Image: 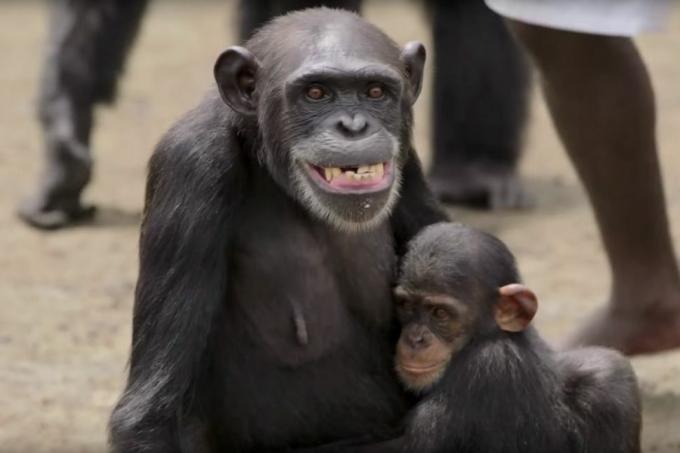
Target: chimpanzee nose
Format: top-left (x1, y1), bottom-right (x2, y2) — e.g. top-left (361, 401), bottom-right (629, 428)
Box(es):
top-left (336, 113), bottom-right (369, 138)
top-left (408, 329), bottom-right (432, 350)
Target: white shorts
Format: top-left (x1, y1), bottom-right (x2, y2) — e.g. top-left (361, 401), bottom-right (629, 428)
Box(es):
top-left (484, 0), bottom-right (673, 36)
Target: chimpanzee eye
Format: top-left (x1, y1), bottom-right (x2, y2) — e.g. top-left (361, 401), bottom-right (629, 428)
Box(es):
top-left (366, 83), bottom-right (385, 99)
top-left (433, 307), bottom-right (451, 321)
top-left (306, 85), bottom-right (328, 101)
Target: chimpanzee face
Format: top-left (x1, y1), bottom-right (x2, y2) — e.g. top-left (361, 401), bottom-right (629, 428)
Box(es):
top-left (282, 58), bottom-right (407, 232)
top-left (393, 287), bottom-right (474, 392)
top-left (214, 19), bottom-right (425, 232)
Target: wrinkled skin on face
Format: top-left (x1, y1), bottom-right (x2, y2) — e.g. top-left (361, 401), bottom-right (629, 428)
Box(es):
top-left (214, 9), bottom-right (425, 231)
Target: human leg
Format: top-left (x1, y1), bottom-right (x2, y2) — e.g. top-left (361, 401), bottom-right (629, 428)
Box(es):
top-left (510, 22), bottom-right (680, 354)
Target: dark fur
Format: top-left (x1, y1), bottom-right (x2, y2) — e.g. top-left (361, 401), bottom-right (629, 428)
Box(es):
top-left (396, 224), bottom-right (641, 453)
top-left (109, 10), bottom-right (446, 452)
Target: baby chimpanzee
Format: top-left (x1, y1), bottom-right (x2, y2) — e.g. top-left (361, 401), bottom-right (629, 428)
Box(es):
top-left (392, 223), bottom-right (641, 453)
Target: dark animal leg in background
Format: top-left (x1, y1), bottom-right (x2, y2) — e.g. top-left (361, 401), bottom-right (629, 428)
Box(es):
top-left (238, 0), bottom-right (274, 42)
top-left (427, 0), bottom-right (531, 210)
top-left (18, 0), bottom-right (149, 229)
top-left (238, 0), bottom-right (361, 42)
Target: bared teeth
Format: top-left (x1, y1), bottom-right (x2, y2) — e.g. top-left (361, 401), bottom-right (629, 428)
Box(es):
top-left (317, 163), bottom-right (386, 183)
top-left (375, 163), bottom-right (384, 179)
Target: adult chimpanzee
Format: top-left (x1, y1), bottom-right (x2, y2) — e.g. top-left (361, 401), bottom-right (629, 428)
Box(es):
top-left (19, 0), bottom-right (528, 229)
top-left (390, 223), bottom-right (641, 453)
top-left (109, 8), bottom-right (447, 452)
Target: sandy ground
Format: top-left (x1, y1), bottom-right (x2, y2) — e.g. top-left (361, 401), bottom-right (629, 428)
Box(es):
top-left (1, 1), bottom-right (679, 452)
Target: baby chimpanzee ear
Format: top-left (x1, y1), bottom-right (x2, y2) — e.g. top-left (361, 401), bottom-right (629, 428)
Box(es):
top-left (495, 284), bottom-right (538, 332)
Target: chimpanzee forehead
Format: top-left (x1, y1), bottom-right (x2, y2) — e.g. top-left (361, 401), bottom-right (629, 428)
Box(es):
top-left (307, 22), bottom-right (401, 63)
top-left (273, 43), bottom-right (398, 82)
top-left (398, 287), bottom-right (464, 309)
top-left (286, 59), bottom-right (403, 88)
top-left (265, 19), bottom-right (403, 71)
top-left (248, 9), bottom-right (406, 87)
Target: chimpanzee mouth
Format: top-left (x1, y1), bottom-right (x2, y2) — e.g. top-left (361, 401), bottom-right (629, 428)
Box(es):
top-left (398, 361), bottom-right (446, 375)
top-left (304, 161), bottom-right (393, 194)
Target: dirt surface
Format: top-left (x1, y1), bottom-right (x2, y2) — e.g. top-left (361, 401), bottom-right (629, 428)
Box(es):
top-left (1, 1), bottom-right (679, 452)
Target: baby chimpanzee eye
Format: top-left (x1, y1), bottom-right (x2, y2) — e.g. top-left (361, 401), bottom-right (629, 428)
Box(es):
top-left (433, 307), bottom-right (451, 321)
top-left (397, 299), bottom-right (416, 315)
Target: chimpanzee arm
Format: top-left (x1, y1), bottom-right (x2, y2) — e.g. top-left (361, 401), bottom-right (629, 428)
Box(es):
top-left (391, 148), bottom-right (448, 254)
top-left (109, 102), bottom-right (245, 453)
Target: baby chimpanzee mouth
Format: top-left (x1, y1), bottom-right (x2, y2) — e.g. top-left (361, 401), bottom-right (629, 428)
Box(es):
top-left (398, 361), bottom-right (447, 375)
top-left (305, 161), bottom-right (393, 193)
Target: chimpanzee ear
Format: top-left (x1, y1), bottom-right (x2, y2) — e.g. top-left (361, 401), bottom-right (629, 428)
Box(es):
top-left (495, 284), bottom-right (538, 332)
top-left (214, 46), bottom-right (261, 115)
top-left (400, 41), bottom-right (426, 104)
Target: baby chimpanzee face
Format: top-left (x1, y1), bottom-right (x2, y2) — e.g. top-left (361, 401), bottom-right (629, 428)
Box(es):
top-left (393, 223), bottom-right (538, 393)
top-left (393, 287), bottom-right (475, 392)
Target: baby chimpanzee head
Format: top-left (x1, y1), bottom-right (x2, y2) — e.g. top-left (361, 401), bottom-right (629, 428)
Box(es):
top-left (394, 222), bottom-right (538, 392)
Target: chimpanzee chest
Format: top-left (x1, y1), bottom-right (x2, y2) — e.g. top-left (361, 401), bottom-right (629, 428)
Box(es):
top-left (228, 212), bottom-right (396, 367)
top-left (213, 204), bottom-right (405, 449)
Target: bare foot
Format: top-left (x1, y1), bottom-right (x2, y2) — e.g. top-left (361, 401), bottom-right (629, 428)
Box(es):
top-left (428, 167), bottom-right (532, 210)
top-left (564, 303), bottom-right (680, 356)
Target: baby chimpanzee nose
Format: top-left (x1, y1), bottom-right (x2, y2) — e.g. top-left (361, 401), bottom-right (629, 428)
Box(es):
top-left (408, 328), bottom-right (432, 350)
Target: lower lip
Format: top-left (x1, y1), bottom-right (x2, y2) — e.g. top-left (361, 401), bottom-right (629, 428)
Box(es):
top-left (399, 362), bottom-right (445, 375)
top-left (305, 162), bottom-right (393, 194)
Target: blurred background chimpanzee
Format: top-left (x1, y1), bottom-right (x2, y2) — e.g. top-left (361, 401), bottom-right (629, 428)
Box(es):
top-left (17, 0), bottom-right (529, 229)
